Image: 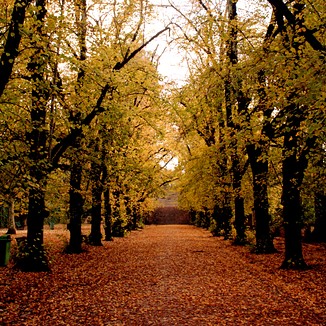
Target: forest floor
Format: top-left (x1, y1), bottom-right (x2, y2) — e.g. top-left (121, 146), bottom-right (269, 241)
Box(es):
top-left (0, 216), bottom-right (326, 325)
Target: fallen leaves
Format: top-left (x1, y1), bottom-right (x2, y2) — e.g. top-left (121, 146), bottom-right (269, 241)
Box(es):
top-left (0, 224), bottom-right (325, 325)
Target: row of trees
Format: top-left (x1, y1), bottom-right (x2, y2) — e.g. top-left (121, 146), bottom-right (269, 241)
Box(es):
top-left (1, 0), bottom-right (325, 271)
top-left (0, 0), bottom-right (175, 271)
top-left (169, 0), bottom-right (325, 269)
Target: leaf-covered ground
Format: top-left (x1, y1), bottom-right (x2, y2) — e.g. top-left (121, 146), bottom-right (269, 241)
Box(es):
top-left (0, 224), bottom-right (325, 325)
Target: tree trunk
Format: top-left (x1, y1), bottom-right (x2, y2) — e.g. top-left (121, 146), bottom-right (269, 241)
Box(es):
top-left (221, 204), bottom-right (233, 240)
top-left (27, 103), bottom-right (48, 259)
top-left (104, 187), bottom-right (113, 241)
top-left (132, 204), bottom-right (141, 229)
top-left (65, 0), bottom-right (87, 252)
top-left (278, 2), bottom-right (312, 268)
top-left (24, 133), bottom-right (49, 271)
top-left (112, 189), bottom-right (124, 237)
top-left (219, 191), bottom-right (233, 240)
top-left (312, 191), bottom-right (326, 242)
top-left (67, 153), bottom-right (84, 253)
top-left (89, 185), bottom-right (103, 245)
top-left (21, 0), bottom-right (50, 272)
top-left (101, 158), bottom-right (113, 241)
top-left (200, 208), bottom-right (211, 229)
top-left (247, 143), bottom-right (276, 253)
top-left (311, 144), bottom-right (326, 242)
top-left (215, 134), bottom-right (233, 238)
top-left (223, 0), bottom-right (247, 244)
top-left (189, 209), bottom-right (197, 225)
top-left (232, 158), bottom-right (247, 245)
top-left (27, 113), bottom-right (48, 261)
top-left (23, 129), bottom-right (49, 271)
top-left (211, 204), bottom-right (223, 236)
top-left (89, 148), bottom-right (103, 246)
top-left (218, 174), bottom-right (233, 239)
top-left (280, 133), bottom-right (307, 269)
top-left (233, 194), bottom-right (246, 244)
top-left (25, 186), bottom-right (49, 270)
top-left (125, 197), bottom-right (136, 231)
top-left (6, 198), bottom-right (16, 235)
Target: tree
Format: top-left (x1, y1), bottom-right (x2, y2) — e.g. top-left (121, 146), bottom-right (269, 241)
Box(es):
top-left (65, 0), bottom-right (89, 253)
top-left (222, 0), bottom-right (250, 244)
top-left (1, 0), bottom-right (170, 269)
top-left (63, 0), bottom-right (170, 253)
top-left (92, 55), bottom-right (171, 237)
top-left (311, 141), bottom-right (326, 242)
top-left (245, 6), bottom-right (280, 253)
top-left (88, 136), bottom-right (103, 246)
top-left (170, 1), bottom-right (258, 243)
top-left (263, 0), bottom-right (325, 268)
top-left (266, 0), bottom-right (325, 56)
top-left (174, 70), bottom-right (233, 238)
top-left (168, 1), bottom-right (236, 238)
top-left (168, 0), bottom-right (324, 265)
top-left (0, 0), bottom-right (33, 97)
top-left (0, 114), bottom-right (28, 234)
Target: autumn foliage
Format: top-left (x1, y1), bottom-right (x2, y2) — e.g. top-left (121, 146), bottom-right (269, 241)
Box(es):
top-left (0, 0), bottom-right (325, 273)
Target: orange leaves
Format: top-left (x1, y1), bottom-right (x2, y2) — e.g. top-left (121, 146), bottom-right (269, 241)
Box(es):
top-left (0, 224), bottom-right (325, 325)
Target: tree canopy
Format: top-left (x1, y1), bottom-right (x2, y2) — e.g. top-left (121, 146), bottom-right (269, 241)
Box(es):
top-left (0, 0), bottom-right (325, 271)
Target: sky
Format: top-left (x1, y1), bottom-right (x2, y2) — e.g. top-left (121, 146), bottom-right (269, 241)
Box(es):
top-left (146, 1), bottom-right (190, 85)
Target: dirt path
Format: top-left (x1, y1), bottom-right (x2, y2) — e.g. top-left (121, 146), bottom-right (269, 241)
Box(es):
top-left (1, 225), bottom-right (325, 325)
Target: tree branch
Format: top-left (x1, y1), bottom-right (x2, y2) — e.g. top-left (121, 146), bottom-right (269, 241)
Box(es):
top-left (0, 0), bottom-right (33, 98)
top-left (267, 0), bottom-right (325, 57)
top-left (50, 26), bottom-right (170, 169)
